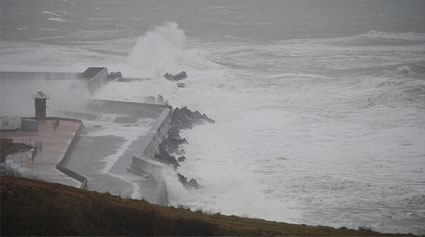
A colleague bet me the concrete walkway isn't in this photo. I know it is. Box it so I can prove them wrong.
[2,119,81,187]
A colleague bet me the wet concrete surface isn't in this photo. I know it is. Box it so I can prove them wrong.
[63,117,162,201]
[1,119,82,187]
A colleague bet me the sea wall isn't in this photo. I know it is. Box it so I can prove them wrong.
[84,67,109,95]
[54,118,87,189]
[143,108,172,158]
[86,100,170,118]
[0,71,83,81]
[128,156,168,206]
[0,68,110,96]
[128,105,172,205]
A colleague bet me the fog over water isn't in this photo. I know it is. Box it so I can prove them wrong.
[1,0,425,234]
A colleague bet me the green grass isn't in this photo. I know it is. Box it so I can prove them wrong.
[1,177,414,236]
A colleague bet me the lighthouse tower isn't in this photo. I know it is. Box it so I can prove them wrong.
[34,91,49,119]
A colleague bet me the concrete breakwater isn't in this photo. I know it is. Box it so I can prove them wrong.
[1,67,211,206]
[0,67,111,97]
[134,106,216,190]
[1,67,111,188]
[128,106,216,203]
[128,157,169,206]
[3,101,173,204]
[127,104,172,205]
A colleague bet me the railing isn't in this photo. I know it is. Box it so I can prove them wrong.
[56,164,87,189]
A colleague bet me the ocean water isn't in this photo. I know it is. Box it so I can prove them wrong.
[1,0,425,234]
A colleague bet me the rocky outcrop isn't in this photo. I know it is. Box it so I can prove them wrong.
[178,173,202,189]
[154,107,214,188]
[164,71,187,81]
[154,143,180,168]
[170,107,215,130]
[109,71,123,80]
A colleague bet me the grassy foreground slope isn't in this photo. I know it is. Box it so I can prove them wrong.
[1,177,411,236]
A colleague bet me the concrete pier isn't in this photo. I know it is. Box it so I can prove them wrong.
[1,67,172,205]
[2,119,83,188]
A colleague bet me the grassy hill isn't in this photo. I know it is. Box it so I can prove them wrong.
[1,177,413,236]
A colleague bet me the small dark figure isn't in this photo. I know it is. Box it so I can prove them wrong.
[157,95,165,104]
[53,117,60,130]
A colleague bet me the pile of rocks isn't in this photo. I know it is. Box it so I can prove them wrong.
[154,107,214,188]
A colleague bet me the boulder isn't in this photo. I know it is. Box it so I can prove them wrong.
[152,106,214,188]
[154,143,179,168]
[109,71,123,80]
[177,156,186,162]
[178,173,202,189]
[164,71,187,81]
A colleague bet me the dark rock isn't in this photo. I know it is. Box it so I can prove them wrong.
[160,107,214,156]
[177,82,186,88]
[164,71,187,81]
[188,178,201,188]
[178,173,202,189]
[177,156,186,162]
[175,148,185,156]
[154,143,179,168]
[160,132,187,155]
[170,107,215,131]
[153,106,215,188]
[109,71,123,80]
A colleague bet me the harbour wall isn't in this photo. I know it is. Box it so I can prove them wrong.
[0,71,83,81]
[142,107,172,158]
[128,105,172,205]
[54,118,87,189]
[83,67,109,95]
[0,67,110,96]
[1,67,172,204]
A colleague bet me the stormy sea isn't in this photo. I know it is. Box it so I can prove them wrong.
[1,0,424,234]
